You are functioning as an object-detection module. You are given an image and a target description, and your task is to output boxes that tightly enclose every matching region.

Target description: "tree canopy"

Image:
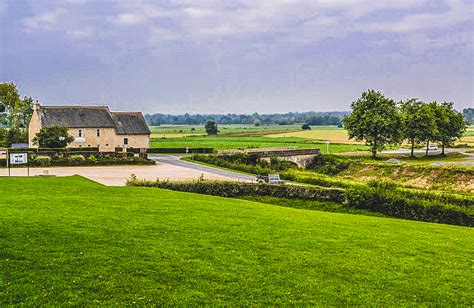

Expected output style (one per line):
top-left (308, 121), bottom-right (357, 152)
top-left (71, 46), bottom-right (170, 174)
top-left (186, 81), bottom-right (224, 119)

top-left (204, 121), bottom-right (218, 135)
top-left (343, 90), bottom-right (402, 158)
top-left (32, 126), bottom-right (74, 148)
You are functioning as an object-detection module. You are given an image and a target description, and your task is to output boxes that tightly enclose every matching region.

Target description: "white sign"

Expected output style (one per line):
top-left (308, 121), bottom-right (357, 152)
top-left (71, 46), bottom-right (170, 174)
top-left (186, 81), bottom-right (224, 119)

top-left (74, 137), bottom-right (85, 143)
top-left (9, 152), bottom-right (28, 165)
top-left (268, 174), bottom-right (281, 184)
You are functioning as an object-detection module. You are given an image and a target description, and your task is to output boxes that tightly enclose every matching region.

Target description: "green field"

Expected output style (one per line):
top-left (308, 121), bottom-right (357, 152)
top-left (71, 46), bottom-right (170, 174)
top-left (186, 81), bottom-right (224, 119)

top-left (149, 124), bottom-right (474, 151)
top-left (151, 135), bottom-right (369, 152)
top-left (2, 176), bottom-right (473, 305)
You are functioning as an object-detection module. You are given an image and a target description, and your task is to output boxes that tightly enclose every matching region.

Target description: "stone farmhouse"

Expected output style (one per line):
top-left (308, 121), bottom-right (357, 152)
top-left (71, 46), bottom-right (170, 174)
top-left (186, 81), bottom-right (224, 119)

top-left (28, 103), bottom-right (150, 152)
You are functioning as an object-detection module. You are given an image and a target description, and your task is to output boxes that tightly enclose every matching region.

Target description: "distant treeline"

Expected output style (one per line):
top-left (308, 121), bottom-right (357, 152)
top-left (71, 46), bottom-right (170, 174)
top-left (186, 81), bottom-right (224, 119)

top-left (463, 108), bottom-right (474, 125)
top-left (145, 111), bottom-right (348, 126)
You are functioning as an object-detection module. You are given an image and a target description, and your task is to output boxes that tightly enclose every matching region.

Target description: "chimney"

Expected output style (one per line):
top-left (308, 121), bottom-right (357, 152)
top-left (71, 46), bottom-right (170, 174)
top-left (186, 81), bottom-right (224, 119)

top-left (33, 100), bottom-right (40, 112)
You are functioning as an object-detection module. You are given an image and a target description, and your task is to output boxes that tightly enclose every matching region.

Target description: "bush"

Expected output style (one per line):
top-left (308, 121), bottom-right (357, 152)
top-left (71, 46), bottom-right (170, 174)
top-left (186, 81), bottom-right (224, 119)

top-left (35, 156), bottom-right (51, 167)
top-left (344, 186), bottom-right (472, 226)
top-left (308, 155), bottom-right (351, 175)
top-left (68, 155), bottom-right (85, 165)
top-left (127, 179), bottom-right (345, 203)
top-left (302, 124), bottom-right (311, 130)
top-left (86, 155), bottom-right (98, 164)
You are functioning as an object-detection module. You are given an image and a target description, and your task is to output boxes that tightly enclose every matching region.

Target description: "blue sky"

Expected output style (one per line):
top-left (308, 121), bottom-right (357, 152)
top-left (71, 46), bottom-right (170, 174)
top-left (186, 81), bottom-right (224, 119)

top-left (0, 0), bottom-right (472, 114)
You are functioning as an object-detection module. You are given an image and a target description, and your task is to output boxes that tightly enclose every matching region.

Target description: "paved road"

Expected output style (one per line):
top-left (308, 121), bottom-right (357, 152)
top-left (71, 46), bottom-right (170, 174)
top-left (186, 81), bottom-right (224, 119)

top-left (382, 148), bottom-right (470, 155)
top-left (149, 155), bottom-right (255, 181)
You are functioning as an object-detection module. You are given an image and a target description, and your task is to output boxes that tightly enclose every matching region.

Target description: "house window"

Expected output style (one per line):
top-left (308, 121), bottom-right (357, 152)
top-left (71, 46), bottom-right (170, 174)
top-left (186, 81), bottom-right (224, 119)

top-left (97, 129), bottom-right (100, 137)
top-left (124, 138), bottom-right (129, 145)
top-left (78, 129), bottom-right (83, 137)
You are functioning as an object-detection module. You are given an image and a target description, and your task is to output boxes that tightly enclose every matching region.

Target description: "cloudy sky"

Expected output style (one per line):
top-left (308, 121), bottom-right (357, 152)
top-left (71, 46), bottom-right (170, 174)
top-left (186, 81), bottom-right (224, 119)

top-left (0, 0), bottom-right (472, 114)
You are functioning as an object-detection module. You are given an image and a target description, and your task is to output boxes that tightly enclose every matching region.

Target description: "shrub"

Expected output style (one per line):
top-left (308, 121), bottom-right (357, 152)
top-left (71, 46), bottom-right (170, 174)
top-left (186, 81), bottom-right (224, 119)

top-left (35, 156), bottom-right (51, 167)
top-left (86, 155), bottom-right (98, 164)
top-left (308, 155), bottom-right (351, 175)
top-left (127, 179), bottom-right (345, 203)
top-left (344, 186), bottom-right (472, 226)
top-left (301, 123), bottom-right (311, 130)
top-left (68, 155), bottom-right (85, 165)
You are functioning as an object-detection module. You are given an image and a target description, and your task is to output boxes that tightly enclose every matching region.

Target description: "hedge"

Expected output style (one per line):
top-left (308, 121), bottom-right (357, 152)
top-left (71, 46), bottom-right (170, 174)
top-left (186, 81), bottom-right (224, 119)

top-left (128, 178), bottom-right (345, 203)
top-left (345, 186), bottom-right (473, 227)
top-left (145, 148), bottom-right (214, 154)
top-left (128, 177), bottom-right (472, 227)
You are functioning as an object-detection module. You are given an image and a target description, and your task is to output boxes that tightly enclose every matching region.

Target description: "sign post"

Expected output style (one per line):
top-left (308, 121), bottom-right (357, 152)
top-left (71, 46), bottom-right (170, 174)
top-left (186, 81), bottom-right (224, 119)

top-left (325, 140), bottom-right (330, 154)
top-left (8, 151), bottom-right (29, 176)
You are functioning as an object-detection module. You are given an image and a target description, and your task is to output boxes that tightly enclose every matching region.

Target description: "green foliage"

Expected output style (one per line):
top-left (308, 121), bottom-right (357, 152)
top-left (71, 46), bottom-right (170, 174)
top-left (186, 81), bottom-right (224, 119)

top-left (344, 185), bottom-right (472, 226)
top-left (343, 90), bottom-right (402, 157)
top-left (68, 154), bottom-right (85, 165)
top-left (400, 99), bottom-right (438, 157)
top-left (34, 156), bottom-right (51, 167)
top-left (307, 154), bottom-right (351, 175)
top-left (301, 123), bottom-right (311, 130)
top-left (430, 102), bottom-right (468, 155)
top-left (205, 120), bottom-right (218, 135)
top-left (32, 125), bottom-right (74, 148)
top-left (0, 82), bottom-right (34, 144)
top-left (128, 178), bottom-right (345, 203)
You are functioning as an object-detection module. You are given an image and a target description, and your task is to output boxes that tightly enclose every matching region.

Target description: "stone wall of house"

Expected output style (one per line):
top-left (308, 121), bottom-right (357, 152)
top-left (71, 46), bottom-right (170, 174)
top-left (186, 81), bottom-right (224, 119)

top-left (28, 105), bottom-right (150, 152)
top-left (28, 105), bottom-right (41, 148)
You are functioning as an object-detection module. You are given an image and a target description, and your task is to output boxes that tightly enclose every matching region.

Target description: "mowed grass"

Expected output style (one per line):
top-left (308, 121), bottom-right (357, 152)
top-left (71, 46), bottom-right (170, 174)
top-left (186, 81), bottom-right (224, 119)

top-left (150, 135), bottom-right (369, 152)
top-left (1, 176), bottom-right (473, 305)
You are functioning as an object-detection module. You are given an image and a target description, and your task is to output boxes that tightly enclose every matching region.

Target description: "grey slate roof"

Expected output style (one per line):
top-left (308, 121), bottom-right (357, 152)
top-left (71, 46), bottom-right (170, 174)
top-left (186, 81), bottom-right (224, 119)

top-left (112, 112), bottom-right (151, 135)
top-left (39, 106), bottom-right (150, 135)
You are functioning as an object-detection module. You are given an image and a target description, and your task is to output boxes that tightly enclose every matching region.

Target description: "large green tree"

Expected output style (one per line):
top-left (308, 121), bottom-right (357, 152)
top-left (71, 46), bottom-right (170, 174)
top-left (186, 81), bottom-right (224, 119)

top-left (400, 99), bottom-right (438, 157)
top-left (204, 120), bottom-right (218, 135)
top-left (0, 82), bottom-right (34, 145)
top-left (343, 90), bottom-right (402, 158)
top-left (32, 126), bottom-right (74, 148)
top-left (430, 102), bottom-right (467, 155)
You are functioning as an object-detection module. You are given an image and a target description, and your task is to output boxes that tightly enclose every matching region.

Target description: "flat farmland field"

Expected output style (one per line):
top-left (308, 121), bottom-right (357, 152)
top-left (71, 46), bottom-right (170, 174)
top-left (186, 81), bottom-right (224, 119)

top-left (2, 176), bottom-right (473, 305)
top-left (458, 126), bottom-right (474, 146)
top-left (267, 126), bottom-right (360, 144)
top-left (150, 124), bottom-right (301, 138)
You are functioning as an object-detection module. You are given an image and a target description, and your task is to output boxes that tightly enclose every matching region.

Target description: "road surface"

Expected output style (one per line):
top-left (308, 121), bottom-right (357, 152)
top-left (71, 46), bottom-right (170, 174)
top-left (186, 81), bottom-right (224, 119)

top-left (0, 155), bottom-right (255, 186)
top-left (149, 155), bottom-right (255, 181)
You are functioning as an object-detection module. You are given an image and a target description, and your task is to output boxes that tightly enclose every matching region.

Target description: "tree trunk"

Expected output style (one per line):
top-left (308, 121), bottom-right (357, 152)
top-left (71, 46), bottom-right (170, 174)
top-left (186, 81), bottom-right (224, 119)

top-left (441, 142), bottom-right (445, 156)
top-left (410, 138), bottom-right (415, 157)
top-left (425, 140), bottom-right (429, 157)
top-left (372, 141), bottom-right (377, 159)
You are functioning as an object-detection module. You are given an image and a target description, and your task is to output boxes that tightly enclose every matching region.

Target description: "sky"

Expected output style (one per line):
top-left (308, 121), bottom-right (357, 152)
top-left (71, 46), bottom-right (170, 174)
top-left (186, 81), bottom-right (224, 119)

top-left (0, 0), bottom-right (472, 114)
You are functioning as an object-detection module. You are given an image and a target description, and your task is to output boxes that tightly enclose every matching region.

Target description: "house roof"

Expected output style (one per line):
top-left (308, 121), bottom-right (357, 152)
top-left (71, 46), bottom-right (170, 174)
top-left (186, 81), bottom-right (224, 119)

top-left (39, 105), bottom-right (150, 135)
top-left (112, 112), bottom-right (151, 135)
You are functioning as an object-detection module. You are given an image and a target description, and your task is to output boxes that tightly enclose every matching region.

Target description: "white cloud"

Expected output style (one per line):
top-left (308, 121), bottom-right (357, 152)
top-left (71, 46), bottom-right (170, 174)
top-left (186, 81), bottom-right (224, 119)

top-left (22, 8), bottom-right (67, 32)
top-left (114, 13), bottom-right (145, 26)
top-left (66, 28), bottom-right (93, 40)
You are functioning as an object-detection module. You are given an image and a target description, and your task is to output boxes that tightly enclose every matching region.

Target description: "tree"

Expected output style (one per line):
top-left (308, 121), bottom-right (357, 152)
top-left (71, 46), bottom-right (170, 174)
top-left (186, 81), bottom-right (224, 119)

top-left (400, 99), bottom-right (438, 157)
top-left (343, 90), bottom-right (402, 158)
top-left (431, 102), bottom-right (467, 155)
top-left (301, 123), bottom-right (311, 130)
top-left (204, 120), bottom-right (218, 135)
top-left (0, 82), bottom-right (35, 144)
top-left (32, 126), bottom-right (74, 148)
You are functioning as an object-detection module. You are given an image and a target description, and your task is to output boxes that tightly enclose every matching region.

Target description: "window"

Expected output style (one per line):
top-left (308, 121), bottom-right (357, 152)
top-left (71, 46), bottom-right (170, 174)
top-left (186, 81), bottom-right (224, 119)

top-left (97, 129), bottom-right (100, 137)
top-left (78, 129), bottom-right (82, 137)
top-left (124, 138), bottom-right (129, 145)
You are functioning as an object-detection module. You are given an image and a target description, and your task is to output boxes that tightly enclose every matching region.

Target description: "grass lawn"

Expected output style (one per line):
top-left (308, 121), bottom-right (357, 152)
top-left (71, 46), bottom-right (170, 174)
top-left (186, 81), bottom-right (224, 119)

top-left (150, 135), bottom-right (369, 152)
top-left (1, 176), bottom-right (473, 305)
top-left (267, 126), bottom-right (361, 144)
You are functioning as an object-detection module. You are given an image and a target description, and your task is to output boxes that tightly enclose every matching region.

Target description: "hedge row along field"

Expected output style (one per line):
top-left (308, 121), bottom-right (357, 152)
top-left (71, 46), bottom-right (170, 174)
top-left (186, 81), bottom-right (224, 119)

top-left (127, 178), bottom-right (473, 226)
